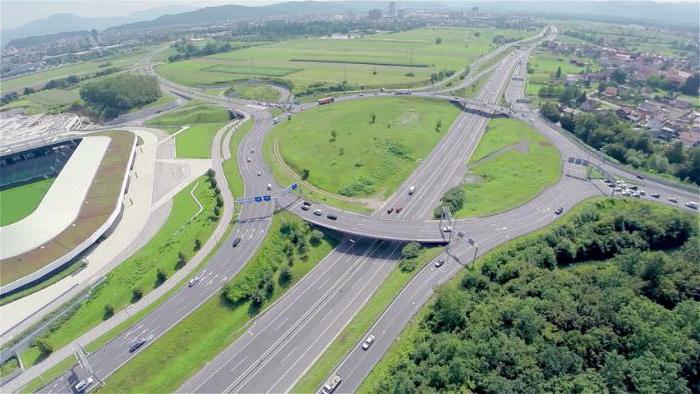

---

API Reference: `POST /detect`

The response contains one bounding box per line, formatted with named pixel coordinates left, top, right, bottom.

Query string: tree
left=309, top=229, right=324, bottom=245
left=35, top=337, right=54, bottom=355
left=680, top=72, right=700, bottom=96
left=401, top=242, right=422, bottom=259
left=300, top=168, right=310, bottom=180
left=665, top=141, right=685, bottom=164
left=370, top=112, right=377, bottom=124
left=80, top=73, right=161, bottom=119
left=540, top=102, right=560, bottom=123
left=279, top=267, right=292, bottom=287
left=104, top=304, right=115, bottom=319
left=156, top=269, right=167, bottom=283
left=176, top=251, right=187, bottom=269
left=132, top=287, right=143, bottom=301
left=555, top=66, right=562, bottom=79
left=611, top=69, right=627, bottom=84
left=330, top=129, right=337, bottom=142
left=194, top=238, right=202, bottom=251
left=435, top=37, right=442, bottom=44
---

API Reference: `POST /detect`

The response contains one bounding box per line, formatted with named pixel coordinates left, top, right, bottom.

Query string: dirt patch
left=463, top=173, right=484, bottom=184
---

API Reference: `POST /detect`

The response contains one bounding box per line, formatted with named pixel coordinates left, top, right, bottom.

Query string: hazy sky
left=2, top=0, right=695, bottom=29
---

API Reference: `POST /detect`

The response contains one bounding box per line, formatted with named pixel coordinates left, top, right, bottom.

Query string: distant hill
left=1, top=5, right=195, bottom=46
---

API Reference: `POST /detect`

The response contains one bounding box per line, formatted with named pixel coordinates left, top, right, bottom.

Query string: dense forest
left=540, top=103, right=700, bottom=184
left=374, top=199, right=699, bottom=393
left=79, top=73, right=161, bottom=119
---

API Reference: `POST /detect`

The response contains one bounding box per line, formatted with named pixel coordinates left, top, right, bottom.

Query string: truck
left=321, top=374, right=342, bottom=394
left=317, top=97, right=335, bottom=105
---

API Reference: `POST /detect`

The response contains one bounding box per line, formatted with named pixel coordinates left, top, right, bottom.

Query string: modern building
left=368, top=9, right=382, bottom=20
left=388, top=2, right=396, bottom=18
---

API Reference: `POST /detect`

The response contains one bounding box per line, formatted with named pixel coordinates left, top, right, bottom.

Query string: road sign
left=263, top=195, right=271, bottom=201
left=254, top=196, right=262, bottom=202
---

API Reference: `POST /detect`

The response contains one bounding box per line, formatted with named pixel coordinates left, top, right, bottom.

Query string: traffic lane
left=181, top=239, right=394, bottom=393
left=240, top=242, right=404, bottom=393
left=330, top=243, right=472, bottom=392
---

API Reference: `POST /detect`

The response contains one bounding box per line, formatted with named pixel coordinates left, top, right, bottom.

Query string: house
left=678, top=130, right=700, bottom=147
left=603, top=86, right=618, bottom=98
left=564, top=74, right=580, bottom=86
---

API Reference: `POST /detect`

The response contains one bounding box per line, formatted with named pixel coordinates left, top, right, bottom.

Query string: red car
left=395, top=207, right=403, bottom=213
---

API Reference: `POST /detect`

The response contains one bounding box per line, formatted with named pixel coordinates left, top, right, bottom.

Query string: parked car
left=362, top=335, right=376, bottom=350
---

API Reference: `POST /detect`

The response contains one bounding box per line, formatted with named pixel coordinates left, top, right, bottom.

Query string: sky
left=1, top=0, right=695, bottom=29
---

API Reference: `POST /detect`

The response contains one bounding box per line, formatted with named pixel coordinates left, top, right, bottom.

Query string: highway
left=29, top=24, right=699, bottom=394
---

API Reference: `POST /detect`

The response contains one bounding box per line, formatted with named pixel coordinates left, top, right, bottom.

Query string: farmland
left=156, top=27, right=530, bottom=96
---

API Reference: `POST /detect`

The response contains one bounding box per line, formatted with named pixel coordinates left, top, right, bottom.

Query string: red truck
left=317, top=97, right=335, bottom=105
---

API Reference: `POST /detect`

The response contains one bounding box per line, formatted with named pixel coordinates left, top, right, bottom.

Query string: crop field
left=264, top=96, right=460, bottom=202
left=0, top=178, right=54, bottom=226
left=0, top=48, right=152, bottom=94
left=156, top=27, right=530, bottom=93
left=19, top=175, right=220, bottom=368
left=454, top=118, right=561, bottom=217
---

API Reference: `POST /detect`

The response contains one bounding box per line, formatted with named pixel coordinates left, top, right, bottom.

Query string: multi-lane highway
left=28, top=24, right=699, bottom=394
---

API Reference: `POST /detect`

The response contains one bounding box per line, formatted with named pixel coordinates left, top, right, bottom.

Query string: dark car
left=386, top=207, right=394, bottom=214
left=232, top=237, right=241, bottom=247
left=302, top=201, right=312, bottom=206
left=327, top=214, right=338, bottom=220
left=554, top=207, right=564, bottom=215
left=636, top=175, right=644, bottom=179
left=395, top=207, right=403, bottom=213
left=301, top=205, right=310, bottom=211
left=129, top=337, right=147, bottom=352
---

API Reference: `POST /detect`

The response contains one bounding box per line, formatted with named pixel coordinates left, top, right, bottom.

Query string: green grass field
left=454, top=118, right=561, bottom=218
left=293, top=246, right=443, bottom=393
left=225, top=82, right=281, bottom=102
left=0, top=178, right=54, bottom=226
left=155, top=28, right=529, bottom=93
left=265, top=96, right=460, bottom=202
left=223, top=119, right=254, bottom=198
left=526, top=49, right=594, bottom=97
left=19, top=176, right=220, bottom=368
left=147, top=104, right=232, bottom=158
left=100, top=212, right=339, bottom=393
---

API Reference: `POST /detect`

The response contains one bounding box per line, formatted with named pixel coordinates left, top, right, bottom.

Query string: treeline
left=375, top=199, right=699, bottom=393
left=541, top=102, right=700, bottom=184
left=538, top=85, right=586, bottom=106
left=79, top=73, right=161, bottom=120
left=168, top=39, right=232, bottom=62
left=221, top=218, right=331, bottom=308
left=1, top=67, right=119, bottom=106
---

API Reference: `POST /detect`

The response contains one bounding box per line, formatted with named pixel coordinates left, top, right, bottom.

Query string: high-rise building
left=388, top=2, right=396, bottom=17
left=369, top=9, right=382, bottom=20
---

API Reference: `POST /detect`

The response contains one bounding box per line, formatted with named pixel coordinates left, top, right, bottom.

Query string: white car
left=442, top=226, right=452, bottom=233
left=74, top=377, right=94, bottom=393
left=247, top=157, right=251, bottom=162
left=668, top=197, right=678, bottom=203
left=313, top=209, right=323, bottom=216
left=188, top=276, right=200, bottom=287
left=435, top=258, right=445, bottom=267
left=686, top=201, right=699, bottom=210
left=362, top=335, right=375, bottom=350
left=267, top=184, right=272, bottom=191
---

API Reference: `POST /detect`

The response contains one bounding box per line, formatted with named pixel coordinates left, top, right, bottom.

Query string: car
left=636, top=174, right=644, bottom=179
left=313, top=209, right=323, bottom=216
left=257, top=171, right=262, bottom=176
left=232, top=237, right=241, bottom=247
left=327, top=214, right=338, bottom=220
left=629, top=185, right=638, bottom=191
left=686, top=201, right=699, bottom=210
left=301, top=205, right=310, bottom=211
left=639, top=190, right=646, bottom=196
left=129, top=336, right=149, bottom=352
left=362, top=335, right=376, bottom=350
left=435, top=258, right=445, bottom=268
left=442, top=226, right=452, bottom=233
left=651, top=193, right=660, bottom=198
left=554, top=207, right=564, bottom=215
left=74, top=377, right=94, bottom=393
left=251, top=148, right=255, bottom=153
left=395, top=207, right=403, bottom=213
left=302, top=201, right=312, bottom=206
left=188, top=276, right=200, bottom=287
left=668, top=197, right=678, bottom=203
left=322, top=374, right=342, bottom=394
left=267, top=183, right=272, bottom=191
left=408, top=185, right=416, bottom=195
left=633, top=192, right=640, bottom=198
left=247, top=157, right=251, bottom=162
left=386, top=207, right=394, bottom=214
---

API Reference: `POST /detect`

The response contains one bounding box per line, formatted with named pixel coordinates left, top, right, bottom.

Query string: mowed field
left=0, top=178, right=54, bottom=226
left=455, top=118, right=561, bottom=217
left=156, top=28, right=529, bottom=93
left=265, top=96, right=460, bottom=200
left=526, top=50, right=593, bottom=96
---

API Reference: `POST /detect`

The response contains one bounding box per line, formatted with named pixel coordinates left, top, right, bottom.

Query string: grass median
left=222, top=119, right=254, bottom=198
left=293, top=246, right=443, bottom=393
left=452, top=118, right=562, bottom=218
left=100, top=212, right=339, bottom=393
left=19, top=175, right=220, bottom=369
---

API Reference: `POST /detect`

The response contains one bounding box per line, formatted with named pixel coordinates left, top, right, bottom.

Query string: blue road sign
left=263, top=195, right=271, bottom=201
left=254, top=196, right=263, bottom=202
